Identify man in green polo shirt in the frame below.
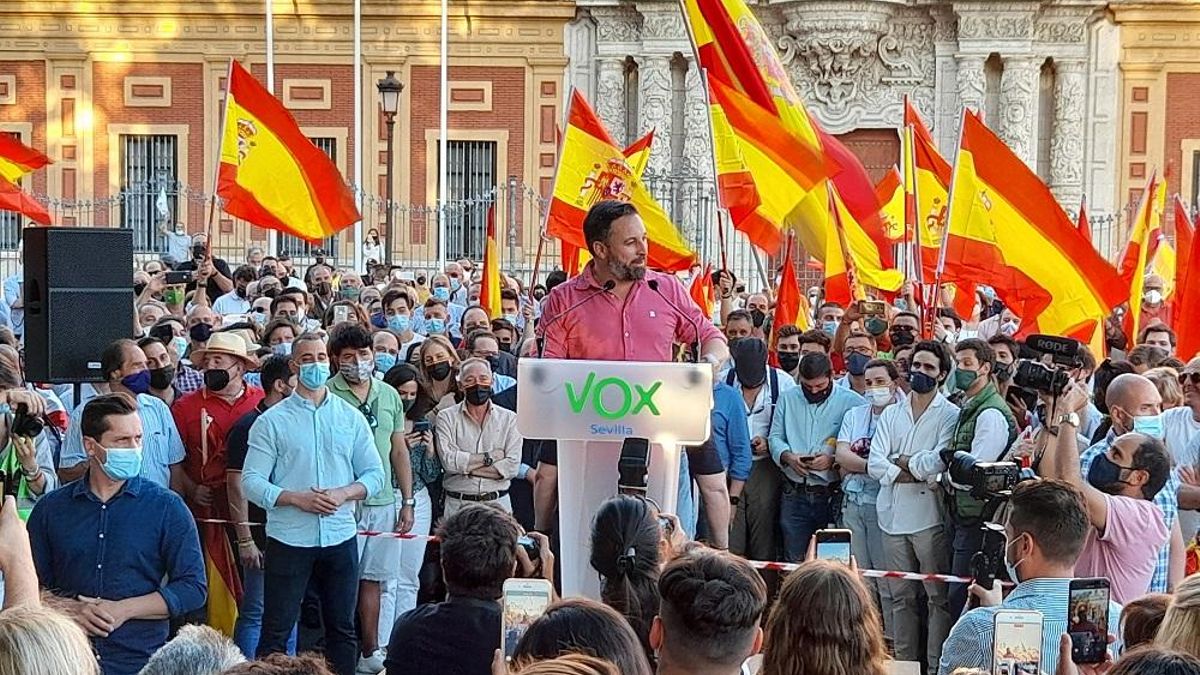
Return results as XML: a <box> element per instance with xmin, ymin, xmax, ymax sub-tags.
<box><xmin>326</xmin><ymin>323</ymin><xmax>413</xmax><ymax>674</ymax></box>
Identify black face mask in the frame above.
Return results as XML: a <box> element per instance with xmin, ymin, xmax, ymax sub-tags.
<box><xmin>315</xmin><ymin>281</ymin><xmax>333</xmax><ymax>297</ymax></box>
<box><xmin>735</xmin><ymin>357</ymin><xmax>767</xmax><ymax>389</ymax></box>
<box><xmin>429</xmin><ymin>362</ymin><xmax>452</xmax><ymax>382</ymax></box>
<box><xmin>134</xmin><ymin>282</ymin><xmax>147</xmax><ymax>296</ymax></box>
<box><xmin>802</xmin><ymin>385</ymin><xmax>832</xmax><ymax>405</ymax></box>
<box><xmin>263</xmin><ymin>287</ymin><xmax>279</xmax><ymax>299</ymax></box>
<box><xmin>189</xmin><ymin>323</ymin><xmax>214</xmax><ymax>343</ymax></box>
<box><xmin>204</xmin><ymin>368</ymin><xmax>230</xmax><ymax>392</ymax></box>
<box><xmin>993</xmin><ymin>361</ymin><xmax>1013</xmax><ymax>383</ymax></box>
<box><xmin>750</xmin><ymin>310</ymin><xmax>766</xmax><ymax>328</ymax></box>
<box><xmin>778</xmin><ymin>352</ymin><xmax>801</xmax><ymax>373</ymax></box>
<box><xmin>236</xmin><ymin>285</ymin><xmax>248</xmax><ymax>299</ymax></box>
<box><xmin>464</xmin><ymin>384</ymin><xmax>491</xmax><ymax>406</ymax></box>
<box><xmin>149</xmin><ymin>365</ymin><xmax>176</xmax><ymax>390</ymax></box>
<box><xmin>890</xmin><ymin>328</ymin><xmax>916</xmax><ymax>347</ymax></box>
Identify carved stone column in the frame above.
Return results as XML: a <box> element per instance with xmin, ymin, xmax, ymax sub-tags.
<box><xmin>594</xmin><ymin>57</ymin><xmax>627</xmax><ymax>149</ymax></box>
<box><xmin>999</xmin><ymin>55</ymin><xmax>1041</xmax><ymax>166</ymax></box>
<box><xmin>955</xmin><ymin>54</ymin><xmax>986</xmax><ymax>114</ymax></box>
<box><xmin>683</xmin><ymin>62</ymin><xmax>713</xmax><ymax>179</ymax></box>
<box><xmin>1050</xmin><ymin>59</ymin><xmax>1088</xmax><ymax>207</ymax></box>
<box><xmin>638</xmin><ymin>54</ymin><xmax>673</xmax><ymax>176</ymax></box>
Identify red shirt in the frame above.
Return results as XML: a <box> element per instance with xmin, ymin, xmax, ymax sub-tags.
<box><xmin>538</xmin><ymin>262</ymin><xmax>725</xmax><ymax>362</ymax></box>
<box><xmin>172</xmin><ymin>385</ymin><xmax>264</xmax><ymax>518</ymax></box>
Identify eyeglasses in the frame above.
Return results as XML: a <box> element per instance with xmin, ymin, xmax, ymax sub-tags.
<box><xmin>358</xmin><ymin>403</ymin><xmax>378</xmax><ymax>430</ymax></box>
<box><xmin>1178</xmin><ymin>372</ymin><xmax>1200</xmax><ymax>386</ymax></box>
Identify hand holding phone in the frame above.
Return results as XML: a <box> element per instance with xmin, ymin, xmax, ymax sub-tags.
<box><xmin>992</xmin><ymin>609</ymin><xmax>1043</xmax><ymax>675</ymax></box>
<box><xmin>502</xmin><ymin>578</ymin><xmax>553</xmax><ymax>659</ymax></box>
<box><xmin>333</xmin><ymin>305</ymin><xmax>350</xmax><ymax>325</ymax></box>
<box><xmin>1068</xmin><ymin>578</ymin><xmax>1110</xmax><ymax>665</ymax></box>
<box><xmin>814</xmin><ymin>529</ymin><xmax>852</xmax><ymax>564</ymax></box>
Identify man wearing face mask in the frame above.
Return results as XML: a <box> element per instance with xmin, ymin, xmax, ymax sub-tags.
<box><xmin>212</xmin><ymin>265</ymin><xmax>258</xmax><ymax>316</ymax></box>
<box><xmin>745</xmin><ymin>293</ymin><xmax>770</xmax><ymax>340</ymax></box>
<box><xmin>185</xmin><ymin>305</ymin><xmax>223</xmax><ymax>358</ymax></box>
<box><xmin>837</xmin><ymin>331</ymin><xmax>876</xmax><ymax>395</ymax></box>
<box><xmin>326</xmin><ymin>324</ymin><xmax>413</xmax><ymax>674</ymax></box>
<box><xmin>138</xmin><ymin>336</ymin><xmax>179</xmax><ymax>407</ymax></box>
<box><xmin>434</xmin><ymin>358</ymin><xmax>522</xmax><ymax>517</ymax></box>
<box><xmin>936</xmin><ymin>480</ymin><xmax>1120</xmax><ymax>675</ymax></box>
<box><xmin>412</xmin><ymin>274</ymin><xmax>466</xmax><ymax>339</ymax></box>
<box><xmin>978</xmin><ymin>305</ymin><xmax>1021</xmax><ymax>339</ymax></box>
<box><xmin>774</xmin><ymin>325</ymin><xmax>804</xmax><ymax>383</ymax></box>
<box><xmin>887</xmin><ymin>312</ymin><xmax>921</xmax><ymax>353</ymax></box>
<box><xmin>1069</xmin><ymin>373</ymin><xmax>1184</xmax><ymax>596</ymax></box>
<box><xmin>727</xmin><ymin>338</ymin><xmax>796</xmax><ymax>561</ymax></box>
<box><xmin>58</xmin><ymin>339</ymin><xmax>187</xmax><ymax>490</ymax></box>
<box><xmin>242</xmin><ymin>333</ymin><xmax>385</xmax><ymax>674</ymax></box>
<box><xmin>305</xmin><ymin>263</ymin><xmax>336</xmax><ymax>320</ymax></box>
<box><xmin>1136</xmin><ymin>274</ymin><xmax>1173</xmax><ymax>334</ymax></box>
<box><xmin>381</xmin><ymin>289</ymin><xmax>425</xmax><ymax>358</ymax></box>
<box><xmin>723</xmin><ymin>309</ymin><xmax>755</xmax><ymax>346</ymax></box>
<box><xmin>816</xmin><ymin>302</ymin><xmax>844</xmax><ymax>338</ymax></box>
<box><xmin>1041</xmin><ymin>377</ymin><xmax>1173</xmax><ymax>604</ymax></box>
<box><xmin>28</xmin><ymin>393</ymin><xmax>207</xmax><ymax>675</ymax></box>
<box><xmin>465</xmin><ymin>331</ymin><xmax>516</xmax><ymax>393</ymax></box>
<box><xmin>945</xmin><ymin>338</ymin><xmax>1017</xmax><ymax>616</ymax></box>
<box><xmin>869</xmin><ymin>340</ymin><xmax>959</xmax><ymax>670</ymax></box>
<box><xmin>768</xmin><ymin>352</ymin><xmax>866</xmax><ymax>562</ymax></box>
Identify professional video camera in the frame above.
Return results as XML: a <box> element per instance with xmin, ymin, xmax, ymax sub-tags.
<box><xmin>944</xmin><ymin>450</ymin><xmax>1036</xmax><ymax>501</ymax></box>
<box><xmin>1012</xmin><ymin>334</ymin><xmax>1080</xmax><ymax>396</ymax></box>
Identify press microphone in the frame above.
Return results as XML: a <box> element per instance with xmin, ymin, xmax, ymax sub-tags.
<box><xmin>536</xmin><ymin>279</ymin><xmax>616</xmax><ymax>357</ymax></box>
<box><xmin>647</xmin><ymin>278</ymin><xmax>703</xmax><ymax>363</ymax></box>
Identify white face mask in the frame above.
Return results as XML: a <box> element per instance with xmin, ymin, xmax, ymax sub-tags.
<box><xmin>865</xmin><ymin>386</ymin><xmax>893</xmax><ymax>407</ymax></box>
<box><xmin>1144</xmin><ymin>289</ymin><xmax>1163</xmax><ymax>305</ymax></box>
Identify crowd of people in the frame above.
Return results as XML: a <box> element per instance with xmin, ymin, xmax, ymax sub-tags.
<box><xmin>1</xmin><ymin>200</ymin><xmax>1200</xmax><ymax>675</ymax></box>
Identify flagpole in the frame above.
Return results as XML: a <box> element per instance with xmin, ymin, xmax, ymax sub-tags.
<box><xmin>930</xmin><ymin>108</ymin><xmax>966</xmax><ymax>337</ymax></box>
<box><xmin>265</xmin><ymin>0</ymin><xmax>278</xmax><ymax>257</ymax></box>
<box><xmin>207</xmin><ymin>59</ymin><xmax>235</xmax><ymax>252</ymax></box>
<box><xmin>352</xmin><ymin>0</ymin><xmax>363</xmax><ymax>273</ymax></box>
<box><xmin>437</xmin><ymin>0</ymin><xmax>449</xmax><ymax>273</ymax></box>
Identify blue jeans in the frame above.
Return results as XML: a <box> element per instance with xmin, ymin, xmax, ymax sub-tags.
<box><xmin>234</xmin><ymin>565</ymin><xmax>297</xmax><ymax>660</ymax></box>
<box><xmin>948</xmin><ymin>519</ymin><xmax>984</xmax><ymax>618</ymax></box>
<box><xmin>779</xmin><ymin>486</ymin><xmax>837</xmax><ymax>562</ymax></box>
<box><xmin>676</xmin><ymin>451</ymin><xmax>696</xmax><ymax>539</ymax></box>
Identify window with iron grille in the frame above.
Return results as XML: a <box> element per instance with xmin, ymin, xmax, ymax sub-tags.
<box><xmin>119</xmin><ymin>134</ymin><xmax>178</xmax><ymax>253</ymax></box>
<box><xmin>278</xmin><ymin>137</ymin><xmax>340</xmax><ymax>260</ymax></box>
<box><xmin>0</xmin><ymin>131</ymin><xmax>23</xmax><ymax>250</ymax></box>
<box><xmin>440</xmin><ymin>140</ymin><xmax>497</xmax><ymax>261</ymax></box>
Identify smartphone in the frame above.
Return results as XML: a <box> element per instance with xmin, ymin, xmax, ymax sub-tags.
<box><xmin>1068</xmin><ymin>578</ymin><xmax>1110</xmax><ymax>664</ymax></box>
<box><xmin>397</xmin><ymin>270</ymin><xmax>416</xmax><ymax>282</ymax></box>
<box><xmin>412</xmin><ymin>419</ymin><xmax>432</xmax><ymax>433</ymax></box>
<box><xmin>164</xmin><ymin>270</ymin><xmax>193</xmax><ymax>285</ymax></box>
<box><xmin>992</xmin><ymin>609</ymin><xmax>1043</xmax><ymax>675</ymax></box>
<box><xmin>333</xmin><ymin>305</ymin><xmax>350</xmax><ymax>325</ymax></box>
<box><xmin>858</xmin><ymin>299</ymin><xmax>887</xmax><ymax>316</ymax></box>
<box><xmin>502</xmin><ymin>578</ymin><xmax>554</xmax><ymax>659</ymax></box>
<box><xmin>814</xmin><ymin>528</ymin><xmax>852</xmax><ymax>564</ymax></box>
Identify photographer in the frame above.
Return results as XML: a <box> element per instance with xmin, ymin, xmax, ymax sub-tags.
<box><xmin>0</xmin><ymin>385</ymin><xmax>56</xmax><ymax>512</ymax></box>
<box><xmin>937</xmin><ymin>480</ymin><xmax>1120</xmax><ymax>675</ymax></box>
<box><xmin>1042</xmin><ymin>376</ymin><xmax>1172</xmax><ymax>603</ymax></box>
<box><xmin>173</xmin><ymin>233</ymin><xmax>234</xmax><ymax>299</ymax></box>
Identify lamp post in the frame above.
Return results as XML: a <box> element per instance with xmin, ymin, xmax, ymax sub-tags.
<box><xmin>376</xmin><ymin>70</ymin><xmax>403</xmax><ymax>266</ymax></box>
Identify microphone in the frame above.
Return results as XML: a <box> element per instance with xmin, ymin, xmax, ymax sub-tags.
<box><xmin>537</xmin><ymin>279</ymin><xmax>616</xmax><ymax>357</ymax></box>
<box><xmin>647</xmin><ymin>279</ymin><xmax>703</xmax><ymax>363</ymax></box>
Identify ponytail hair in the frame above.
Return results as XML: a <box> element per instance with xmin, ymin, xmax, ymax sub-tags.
<box><xmin>588</xmin><ymin>495</ymin><xmax>663</xmax><ymax>666</ymax></box>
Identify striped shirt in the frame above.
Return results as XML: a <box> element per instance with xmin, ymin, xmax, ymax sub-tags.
<box><xmin>937</xmin><ymin>577</ymin><xmax>1121</xmax><ymax>675</ymax></box>
<box><xmin>1080</xmin><ymin>433</ymin><xmax>1179</xmax><ymax>593</ymax></box>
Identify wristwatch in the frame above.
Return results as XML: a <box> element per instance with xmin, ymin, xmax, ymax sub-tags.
<box><xmin>1056</xmin><ymin>412</ymin><xmax>1081</xmax><ymax>429</ymax></box>
<box><xmin>729</xmin><ymin>495</ymin><xmax>740</xmax><ymax>506</ymax></box>
<box><xmin>482</xmin><ymin>453</ymin><xmax>495</xmax><ymax>467</ymax></box>
<box><xmin>402</xmin><ymin>497</ymin><xmax>416</xmax><ymax>507</ymax></box>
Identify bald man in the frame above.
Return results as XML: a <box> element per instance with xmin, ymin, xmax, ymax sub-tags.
<box><xmin>1063</xmin><ymin>373</ymin><xmax>1184</xmax><ymax>594</ymax></box>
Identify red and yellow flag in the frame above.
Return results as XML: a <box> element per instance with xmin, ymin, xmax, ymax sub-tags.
<box><xmin>546</xmin><ymin>91</ymin><xmax>695</xmax><ymax>272</ymax></box>
<box><xmin>1122</xmin><ymin>175</ymin><xmax>1171</xmax><ymax>337</ymax></box>
<box><xmin>1175</xmin><ymin>195</ymin><xmax>1194</xmax><ymax>285</ymax></box>
<box><xmin>876</xmin><ymin>167</ymin><xmax>905</xmax><ymax>243</ymax></box>
<box><xmin>0</xmin><ymin>178</ymin><xmax>50</xmax><ymax>225</ymax></box>
<box><xmin>903</xmin><ymin>100</ymin><xmax>953</xmax><ymax>278</ymax></box>
<box><xmin>1176</xmin><ymin>202</ymin><xmax>1200</xmax><ymax>359</ymax></box>
<box><xmin>1077</xmin><ymin>194</ymin><xmax>1092</xmax><ymax>245</ymax></box>
<box><xmin>689</xmin><ymin>263</ymin><xmax>715</xmax><ymax>319</ymax></box>
<box><xmin>480</xmin><ymin>204</ymin><xmax>502</xmax><ymax>318</ymax></box>
<box><xmin>770</xmin><ymin>232</ymin><xmax>810</xmax><ymax>357</ymax></box>
<box><xmin>0</xmin><ymin>134</ymin><xmax>52</xmax><ymax>225</ymax></box>
<box><xmin>218</xmin><ymin>60</ymin><xmax>360</xmax><ymax>242</ymax></box>
<box><xmin>943</xmin><ymin>111</ymin><xmax>1124</xmax><ymax>347</ymax></box>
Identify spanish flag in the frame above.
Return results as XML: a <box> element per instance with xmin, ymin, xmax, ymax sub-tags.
<box><xmin>1176</xmin><ymin>202</ymin><xmax>1200</xmax><ymax>359</ymax></box>
<box><xmin>1175</xmin><ymin>195</ymin><xmax>1194</xmax><ymax>282</ymax></box>
<box><xmin>689</xmin><ymin>263</ymin><xmax>715</xmax><ymax>319</ymax></box>
<box><xmin>903</xmin><ymin>99</ymin><xmax>952</xmax><ymax>278</ymax></box>
<box><xmin>942</xmin><ymin>111</ymin><xmax>1124</xmax><ymax>346</ymax></box>
<box><xmin>875</xmin><ymin>167</ymin><xmax>905</xmax><ymax>243</ymax></box>
<box><xmin>769</xmin><ymin>231</ymin><xmax>810</xmax><ymax>367</ymax></box>
<box><xmin>0</xmin><ymin>134</ymin><xmax>52</xmax><ymax>225</ymax></box>
<box><xmin>546</xmin><ymin>90</ymin><xmax>695</xmax><ymax>272</ymax></box>
<box><xmin>218</xmin><ymin>60</ymin><xmax>360</xmax><ymax>242</ymax></box>
<box><xmin>1122</xmin><ymin>175</ymin><xmax>1169</xmax><ymax>338</ymax></box>
<box><xmin>1077</xmin><ymin>193</ymin><xmax>1092</xmax><ymax>245</ymax></box>
<box><xmin>480</xmin><ymin>205</ymin><xmax>502</xmax><ymax>318</ymax></box>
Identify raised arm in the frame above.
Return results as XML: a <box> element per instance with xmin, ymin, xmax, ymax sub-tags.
<box><xmin>1043</xmin><ymin>381</ymin><xmax>1109</xmax><ymax>531</ymax></box>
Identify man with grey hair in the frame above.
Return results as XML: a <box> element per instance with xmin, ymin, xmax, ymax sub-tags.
<box><xmin>434</xmin><ymin>357</ymin><xmax>523</xmax><ymax>516</ymax></box>
<box><xmin>137</xmin><ymin>625</ymin><xmax>245</xmax><ymax>675</ymax></box>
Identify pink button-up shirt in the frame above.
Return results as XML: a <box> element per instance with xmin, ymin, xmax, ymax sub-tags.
<box><xmin>537</xmin><ymin>262</ymin><xmax>725</xmax><ymax>362</ymax></box>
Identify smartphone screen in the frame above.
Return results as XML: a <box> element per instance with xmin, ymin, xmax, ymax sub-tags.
<box><xmin>993</xmin><ymin>610</ymin><xmax>1043</xmax><ymax>675</ymax></box>
<box><xmin>333</xmin><ymin>305</ymin><xmax>350</xmax><ymax>324</ymax></box>
<box><xmin>1068</xmin><ymin>579</ymin><xmax>1110</xmax><ymax>664</ymax></box>
<box><xmin>502</xmin><ymin>579</ymin><xmax>554</xmax><ymax>659</ymax></box>
<box><xmin>814</xmin><ymin>528</ymin><xmax>852</xmax><ymax>564</ymax></box>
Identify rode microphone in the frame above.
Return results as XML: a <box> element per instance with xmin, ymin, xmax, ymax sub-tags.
<box><xmin>536</xmin><ymin>279</ymin><xmax>616</xmax><ymax>357</ymax></box>
<box><xmin>646</xmin><ymin>279</ymin><xmax>702</xmax><ymax>363</ymax></box>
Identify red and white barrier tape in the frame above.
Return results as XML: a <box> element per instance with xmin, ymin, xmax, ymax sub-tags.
<box><xmin>196</xmin><ymin>518</ymin><xmax>440</xmax><ymax>543</ymax></box>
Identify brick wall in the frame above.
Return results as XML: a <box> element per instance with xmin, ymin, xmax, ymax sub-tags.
<box><xmin>0</xmin><ymin>60</ymin><xmax>47</xmax><ymax>196</ymax></box>
<box><xmin>1165</xmin><ymin>72</ymin><xmax>1200</xmax><ymax>199</ymax></box>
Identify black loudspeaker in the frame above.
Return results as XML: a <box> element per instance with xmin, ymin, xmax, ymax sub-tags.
<box><xmin>23</xmin><ymin>227</ymin><xmax>134</xmax><ymax>383</ymax></box>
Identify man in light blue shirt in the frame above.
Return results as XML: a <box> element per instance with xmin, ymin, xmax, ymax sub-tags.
<box><xmin>938</xmin><ymin>479</ymin><xmax>1122</xmax><ymax>675</ymax></box>
<box><xmin>242</xmin><ymin>332</ymin><xmax>385</xmax><ymax>675</ymax></box>
<box><xmin>769</xmin><ymin>352</ymin><xmax>865</xmax><ymax>562</ymax></box>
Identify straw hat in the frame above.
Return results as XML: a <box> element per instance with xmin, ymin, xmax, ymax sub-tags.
<box><xmin>189</xmin><ymin>332</ymin><xmax>257</xmax><ymax>369</ymax></box>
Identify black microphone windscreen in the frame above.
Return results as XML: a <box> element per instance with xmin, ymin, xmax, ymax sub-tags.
<box><xmin>603</xmin><ymin>280</ymin><xmax>616</xmax><ymax>290</ymax></box>
<box><xmin>647</xmin><ymin>279</ymin><xmax>659</xmax><ymax>291</ymax></box>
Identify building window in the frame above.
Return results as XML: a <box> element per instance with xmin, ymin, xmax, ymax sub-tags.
<box><xmin>278</xmin><ymin>137</ymin><xmax>340</xmax><ymax>261</ymax></box>
<box><xmin>669</xmin><ymin>53</ymin><xmax>688</xmax><ymax>177</ymax></box>
<box><xmin>1037</xmin><ymin>59</ymin><xmax>1055</xmax><ymax>181</ymax></box>
<box><xmin>984</xmin><ymin>53</ymin><xmax>1003</xmax><ymax>129</ymax></box>
<box><xmin>118</xmin><ymin>134</ymin><xmax>177</xmax><ymax>253</ymax></box>
<box><xmin>0</xmin><ymin>131</ymin><xmax>24</xmax><ymax>250</ymax></box>
<box><xmin>624</xmin><ymin>57</ymin><xmax>640</xmax><ymax>148</ymax></box>
<box><xmin>440</xmin><ymin>139</ymin><xmax>496</xmax><ymax>261</ymax></box>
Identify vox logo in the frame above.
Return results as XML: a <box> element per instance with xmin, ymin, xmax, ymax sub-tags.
<box><xmin>564</xmin><ymin>372</ymin><xmax>662</xmax><ymax>420</ymax></box>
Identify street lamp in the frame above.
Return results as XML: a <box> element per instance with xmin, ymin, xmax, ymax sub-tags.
<box><xmin>376</xmin><ymin>70</ymin><xmax>403</xmax><ymax>266</ymax></box>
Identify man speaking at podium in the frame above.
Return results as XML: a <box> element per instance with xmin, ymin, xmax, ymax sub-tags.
<box><xmin>538</xmin><ymin>200</ymin><xmax>728</xmax><ymax>365</ymax></box>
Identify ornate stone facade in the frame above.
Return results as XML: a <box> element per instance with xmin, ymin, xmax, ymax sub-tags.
<box><xmin>567</xmin><ymin>0</ymin><xmax>1120</xmax><ymax>221</ymax></box>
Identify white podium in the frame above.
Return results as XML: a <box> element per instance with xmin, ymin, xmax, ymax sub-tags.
<box><xmin>516</xmin><ymin>358</ymin><xmax>712</xmax><ymax>598</ymax></box>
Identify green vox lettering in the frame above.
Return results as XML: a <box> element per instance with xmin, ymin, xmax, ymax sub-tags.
<box><xmin>564</xmin><ymin>372</ymin><xmax>663</xmax><ymax>419</ymax></box>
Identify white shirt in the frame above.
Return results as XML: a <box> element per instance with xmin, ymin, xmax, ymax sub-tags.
<box><xmin>211</xmin><ymin>290</ymin><xmax>251</xmax><ymax>316</ymax></box>
<box><xmin>1165</xmin><ymin>406</ymin><xmax>1200</xmax><ymax>539</ymax></box>
<box><xmin>868</xmin><ymin>392</ymin><xmax>960</xmax><ymax>535</ymax></box>
<box><xmin>723</xmin><ymin>368</ymin><xmax>798</xmax><ymax>456</ymax></box>
<box><xmin>968</xmin><ymin>406</ymin><xmax>1010</xmax><ymax>462</ymax></box>
<box><xmin>399</xmin><ymin>333</ymin><xmax>427</xmax><ymax>361</ymax></box>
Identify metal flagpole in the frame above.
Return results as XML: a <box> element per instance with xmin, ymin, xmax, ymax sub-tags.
<box><xmin>352</xmin><ymin>0</ymin><xmax>363</xmax><ymax>273</ymax></box>
<box><xmin>437</xmin><ymin>0</ymin><xmax>449</xmax><ymax>273</ymax></box>
<box><xmin>265</xmin><ymin>0</ymin><xmax>278</xmax><ymax>257</ymax></box>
